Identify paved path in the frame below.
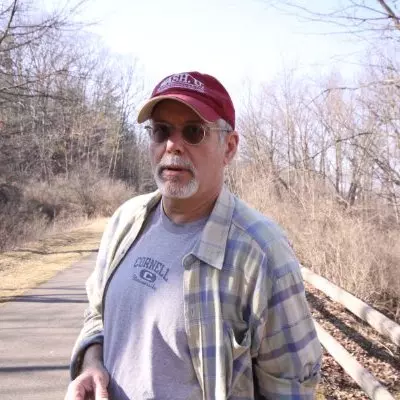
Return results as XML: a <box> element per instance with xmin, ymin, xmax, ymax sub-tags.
<box><xmin>0</xmin><ymin>253</ymin><xmax>96</xmax><ymax>400</ymax></box>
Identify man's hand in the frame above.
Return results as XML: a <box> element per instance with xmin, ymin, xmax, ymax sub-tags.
<box><xmin>65</xmin><ymin>343</ymin><xmax>109</xmax><ymax>400</ymax></box>
<box><xmin>65</xmin><ymin>365</ymin><xmax>110</xmax><ymax>400</ymax></box>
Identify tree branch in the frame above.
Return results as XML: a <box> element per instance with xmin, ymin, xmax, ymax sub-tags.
<box><xmin>377</xmin><ymin>0</ymin><xmax>400</xmax><ymax>31</ymax></box>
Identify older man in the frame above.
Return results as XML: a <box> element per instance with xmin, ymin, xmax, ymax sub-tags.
<box><xmin>66</xmin><ymin>71</ymin><xmax>322</xmax><ymax>400</ymax></box>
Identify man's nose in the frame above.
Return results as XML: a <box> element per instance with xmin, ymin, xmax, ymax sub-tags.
<box><xmin>165</xmin><ymin>130</ymin><xmax>185</xmax><ymax>153</ymax></box>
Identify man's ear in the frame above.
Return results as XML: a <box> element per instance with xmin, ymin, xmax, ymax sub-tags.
<box><xmin>223</xmin><ymin>131</ymin><xmax>239</xmax><ymax>166</ymax></box>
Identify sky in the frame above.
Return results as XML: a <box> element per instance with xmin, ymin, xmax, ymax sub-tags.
<box><xmin>44</xmin><ymin>0</ymin><xmax>369</xmax><ymax>111</ymax></box>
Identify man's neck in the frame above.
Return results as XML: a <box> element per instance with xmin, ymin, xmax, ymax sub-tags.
<box><xmin>162</xmin><ymin>188</ymin><xmax>221</xmax><ymax>224</ymax></box>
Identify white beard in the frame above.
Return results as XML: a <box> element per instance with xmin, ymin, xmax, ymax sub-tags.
<box><xmin>155</xmin><ymin>174</ymin><xmax>199</xmax><ymax>199</ymax></box>
<box><xmin>153</xmin><ymin>155</ymin><xmax>199</xmax><ymax>199</ymax></box>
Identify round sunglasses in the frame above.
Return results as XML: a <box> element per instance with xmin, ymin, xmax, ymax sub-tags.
<box><xmin>144</xmin><ymin>122</ymin><xmax>230</xmax><ymax>146</ymax></box>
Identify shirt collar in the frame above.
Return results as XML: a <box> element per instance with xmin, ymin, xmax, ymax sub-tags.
<box><xmin>189</xmin><ymin>186</ymin><xmax>235</xmax><ymax>270</ymax></box>
<box><xmin>144</xmin><ymin>186</ymin><xmax>235</xmax><ymax>271</ymax></box>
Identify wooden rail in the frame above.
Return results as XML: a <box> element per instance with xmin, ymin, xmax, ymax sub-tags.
<box><xmin>301</xmin><ymin>267</ymin><xmax>400</xmax><ymax>346</ymax></box>
<box><xmin>314</xmin><ymin>320</ymin><xmax>395</xmax><ymax>400</ymax></box>
<box><xmin>301</xmin><ymin>267</ymin><xmax>399</xmax><ymax>399</ymax></box>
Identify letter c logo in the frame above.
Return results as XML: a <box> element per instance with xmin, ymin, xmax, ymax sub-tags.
<box><xmin>140</xmin><ymin>270</ymin><xmax>156</xmax><ymax>283</ymax></box>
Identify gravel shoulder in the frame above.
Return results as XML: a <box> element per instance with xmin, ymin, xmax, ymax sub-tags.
<box><xmin>0</xmin><ymin>218</ymin><xmax>107</xmax><ymax>302</ymax></box>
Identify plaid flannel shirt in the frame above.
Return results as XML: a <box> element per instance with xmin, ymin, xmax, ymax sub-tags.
<box><xmin>70</xmin><ymin>186</ymin><xmax>322</xmax><ymax>399</ymax></box>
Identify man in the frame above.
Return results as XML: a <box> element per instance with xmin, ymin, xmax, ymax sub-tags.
<box><xmin>66</xmin><ymin>71</ymin><xmax>322</xmax><ymax>400</ymax></box>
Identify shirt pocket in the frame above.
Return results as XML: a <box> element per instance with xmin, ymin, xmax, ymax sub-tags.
<box><xmin>229</xmin><ymin>325</ymin><xmax>251</xmax><ymax>359</ymax></box>
<box><xmin>225</xmin><ymin>323</ymin><xmax>254</xmax><ymax>397</ymax></box>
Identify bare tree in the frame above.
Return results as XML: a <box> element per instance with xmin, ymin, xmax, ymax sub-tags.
<box><xmin>0</xmin><ymin>0</ymin><xmax>87</xmax><ymax>104</ymax></box>
<box><xmin>266</xmin><ymin>0</ymin><xmax>400</xmax><ymax>38</ymax></box>
<box><xmin>0</xmin><ymin>1</ymin><xmax>150</xmax><ymax>191</ymax></box>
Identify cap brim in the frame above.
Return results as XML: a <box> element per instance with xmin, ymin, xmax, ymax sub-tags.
<box><xmin>137</xmin><ymin>94</ymin><xmax>220</xmax><ymax>124</ymax></box>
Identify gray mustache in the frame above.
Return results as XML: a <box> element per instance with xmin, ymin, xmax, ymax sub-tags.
<box><xmin>156</xmin><ymin>156</ymin><xmax>195</xmax><ymax>174</ymax></box>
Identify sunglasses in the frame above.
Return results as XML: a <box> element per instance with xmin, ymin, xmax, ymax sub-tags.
<box><xmin>144</xmin><ymin>122</ymin><xmax>229</xmax><ymax>146</ymax></box>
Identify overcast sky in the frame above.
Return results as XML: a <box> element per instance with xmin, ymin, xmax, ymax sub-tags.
<box><xmin>44</xmin><ymin>0</ymin><xmax>369</xmax><ymax>109</ymax></box>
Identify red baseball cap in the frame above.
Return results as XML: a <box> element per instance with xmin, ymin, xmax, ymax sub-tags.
<box><xmin>137</xmin><ymin>71</ymin><xmax>235</xmax><ymax>129</ymax></box>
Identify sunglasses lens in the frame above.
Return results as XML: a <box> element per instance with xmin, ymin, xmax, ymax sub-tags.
<box><xmin>182</xmin><ymin>124</ymin><xmax>205</xmax><ymax>145</ymax></box>
<box><xmin>151</xmin><ymin>123</ymin><xmax>170</xmax><ymax>143</ymax></box>
<box><xmin>146</xmin><ymin>123</ymin><xmax>206</xmax><ymax>145</ymax></box>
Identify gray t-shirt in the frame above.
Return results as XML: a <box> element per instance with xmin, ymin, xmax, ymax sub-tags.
<box><xmin>103</xmin><ymin>201</ymin><xmax>206</xmax><ymax>399</ymax></box>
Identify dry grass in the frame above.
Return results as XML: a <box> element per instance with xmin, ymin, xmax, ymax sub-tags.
<box><xmin>0</xmin><ymin>218</ymin><xmax>107</xmax><ymax>302</ymax></box>
<box><xmin>0</xmin><ymin>171</ymin><xmax>134</xmax><ymax>251</ymax></box>
<box><xmin>23</xmin><ymin>173</ymin><xmax>134</xmax><ymax>219</ymax></box>
<box><xmin>229</xmin><ymin>167</ymin><xmax>400</xmax><ymax>323</ymax></box>
<box><xmin>0</xmin><ymin>171</ymin><xmax>134</xmax><ymax>301</ymax></box>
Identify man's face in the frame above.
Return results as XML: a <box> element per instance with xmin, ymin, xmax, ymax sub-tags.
<box><xmin>149</xmin><ymin>100</ymin><xmax>237</xmax><ymax>200</ymax></box>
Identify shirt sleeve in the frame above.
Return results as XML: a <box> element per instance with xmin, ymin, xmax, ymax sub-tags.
<box><xmin>253</xmin><ymin>237</ymin><xmax>322</xmax><ymax>399</ymax></box>
<box><xmin>69</xmin><ymin>210</ymin><xmax>122</xmax><ymax>380</ymax></box>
